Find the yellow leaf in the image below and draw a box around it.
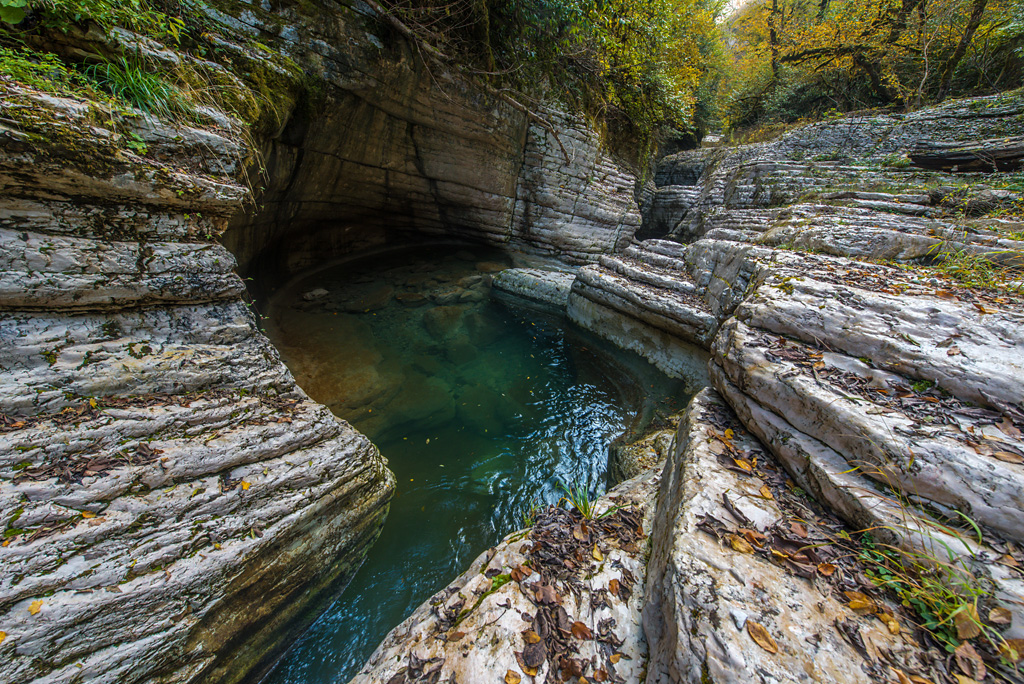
[88,397,97,409]
[592,544,603,562]
[727,534,755,554]
[816,563,837,577]
[843,591,876,614]
[759,485,774,500]
[892,669,912,684]
[213,542,222,550]
[523,630,542,644]
[953,676,980,684]
[0,631,5,644]
[998,638,1024,663]
[28,600,42,615]
[241,481,251,491]
[733,458,753,473]
[81,511,96,519]
[610,653,621,664]
[724,428,735,441]
[505,670,522,684]
[877,611,900,635]
[746,620,778,654]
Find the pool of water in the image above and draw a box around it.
[257,245,692,684]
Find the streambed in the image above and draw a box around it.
[259,245,691,683]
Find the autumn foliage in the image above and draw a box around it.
[720,0,1024,129]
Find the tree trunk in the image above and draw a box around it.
[770,0,782,81]
[936,0,988,100]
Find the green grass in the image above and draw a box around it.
[84,56,188,119]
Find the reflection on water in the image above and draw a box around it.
[259,246,688,684]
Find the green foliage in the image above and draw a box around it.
[84,56,187,118]
[0,44,85,93]
[34,0,186,42]
[719,0,1024,130]
[856,533,1005,655]
[560,481,621,519]
[382,0,726,158]
[0,0,27,25]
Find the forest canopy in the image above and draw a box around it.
[720,0,1024,130]
[0,0,1021,148]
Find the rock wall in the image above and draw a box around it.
[556,93,1024,676]
[215,1,641,286]
[0,76,398,684]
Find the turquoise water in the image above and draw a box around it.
[259,245,690,684]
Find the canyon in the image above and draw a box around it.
[0,1,1022,683]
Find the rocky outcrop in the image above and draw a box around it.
[215,1,642,285]
[0,1,654,680]
[644,389,931,684]
[350,470,658,684]
[475,94,1023,684]
[0,81,395,684]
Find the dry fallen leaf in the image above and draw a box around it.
[724,428,735,441]
[759,485,774,500]
[790,522,808,538]
[844,591,877,614]
[81,511,96,519]
[997,418,1023,439]
[593,668,609,682]
[609,578,620,597]
[998,638,1024,663]
[609,653,622,664]
[892,668,912,684]
[955,641,986,681]
[733,458,753,473]
[817,563,837,577]
[876,610,900,635]
[505,670,522,684]
[534,584,560,605]
[571,621,593,640]
[592,544,603,562]
[0,631,5,645]
[447,631,466,642]
[28,600,42,616]
[522,630,542,644]
[908,677,935,684]
[740,528,767,546]
[952,676,980,684]
[954,604,981,640]
[728,534,755,554]
[991,451,1024,464]
[989,606,1012,625]
[746,620,778,654]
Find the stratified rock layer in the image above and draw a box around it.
[0,81,395,684]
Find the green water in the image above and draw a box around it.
[258,245,691,684]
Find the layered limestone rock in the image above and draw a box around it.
[215,1,642,283]
[350,470,658,684]
[564,93,1024,662]
[644,389,933,684]
[0,81,395,684]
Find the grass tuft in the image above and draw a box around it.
[84,56,188,119]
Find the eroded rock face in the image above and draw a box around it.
[350,468,658,684]
[0,82,395,684]
[216,1,642,283]
[644,389,931,684]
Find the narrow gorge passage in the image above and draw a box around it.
[256,244,693,683]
